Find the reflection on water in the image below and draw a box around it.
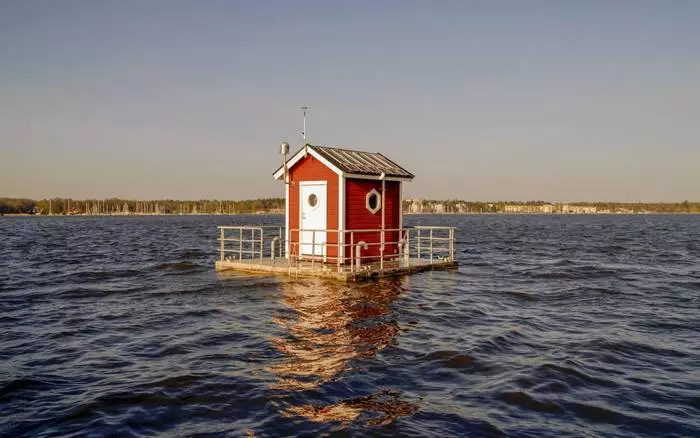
[270,278,418,426]
[286,390,418,426]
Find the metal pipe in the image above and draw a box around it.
[280,142,290,261]
[350,232,355,273]
[380,173,386,271]
[430,228,433,263]
[355,241,368,271]
[406,229,411,267]
[271,236,280,262]
[279,227,283,257]
[259,228,264,264]
[417,229,421,261]
[311,230,315,271]
[220,227,225,261]
[398,237,409,266]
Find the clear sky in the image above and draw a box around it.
[1,0,698,202]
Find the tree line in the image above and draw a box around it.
[402,199,700,214]
[1,197,699,215]
[0,198,284,215]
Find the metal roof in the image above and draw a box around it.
[274,144,414,180]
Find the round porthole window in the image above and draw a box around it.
[366,189,381,214]
[308,194,318,208]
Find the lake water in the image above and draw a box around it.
[1,214,698,437]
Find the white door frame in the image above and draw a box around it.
[338,175,345,263]
[299,180,327,259]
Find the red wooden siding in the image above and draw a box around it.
[345,179,401,261]
[288,154,339,259]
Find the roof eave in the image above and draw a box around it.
[344,172,414,182]
[272,144,415,181]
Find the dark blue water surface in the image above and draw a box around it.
[1,214,698,437]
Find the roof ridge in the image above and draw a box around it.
[311,144,380,155]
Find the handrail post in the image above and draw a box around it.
[430,228,434,263]
[311,230,315,271]
[259,228,263,264]
[450,228,454,261]
[417,229,421,262]
[405,229,410,266]
[239,227,243,261]
[380,229,385,272]
[350,232,355,273]
[220,227,224,261]
[279,227,283,258]
[337,230,341,272]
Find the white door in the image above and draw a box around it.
[300,182,327,257]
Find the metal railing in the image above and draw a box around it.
[218,225,456,274]
[218,226,285,264]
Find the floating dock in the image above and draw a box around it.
[215,257,458,282]
[215,225,458,282]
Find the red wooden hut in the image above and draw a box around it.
[273,144,414,264]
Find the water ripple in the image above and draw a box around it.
[1,214,699,436]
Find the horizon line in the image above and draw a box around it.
[1,196,698,204]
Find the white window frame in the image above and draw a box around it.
[366,188,381,214]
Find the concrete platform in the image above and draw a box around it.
[214,257,458,282]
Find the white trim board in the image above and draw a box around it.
[338,174,345,262]
[285,182,289,258]
[344,173,413,182]
[274,147,343,179]
[399,181,403,229]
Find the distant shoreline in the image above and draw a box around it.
[0,212,284,217]
[404,212,700,215]
[3,198,698,215]
[3,212,699,218]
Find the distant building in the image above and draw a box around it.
[503,204,555,214]
[503,205,524,213]
[561,205,597,214]
[434,203,445,214]
[410,199,423,214]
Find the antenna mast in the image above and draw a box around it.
[301,106,310,143]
